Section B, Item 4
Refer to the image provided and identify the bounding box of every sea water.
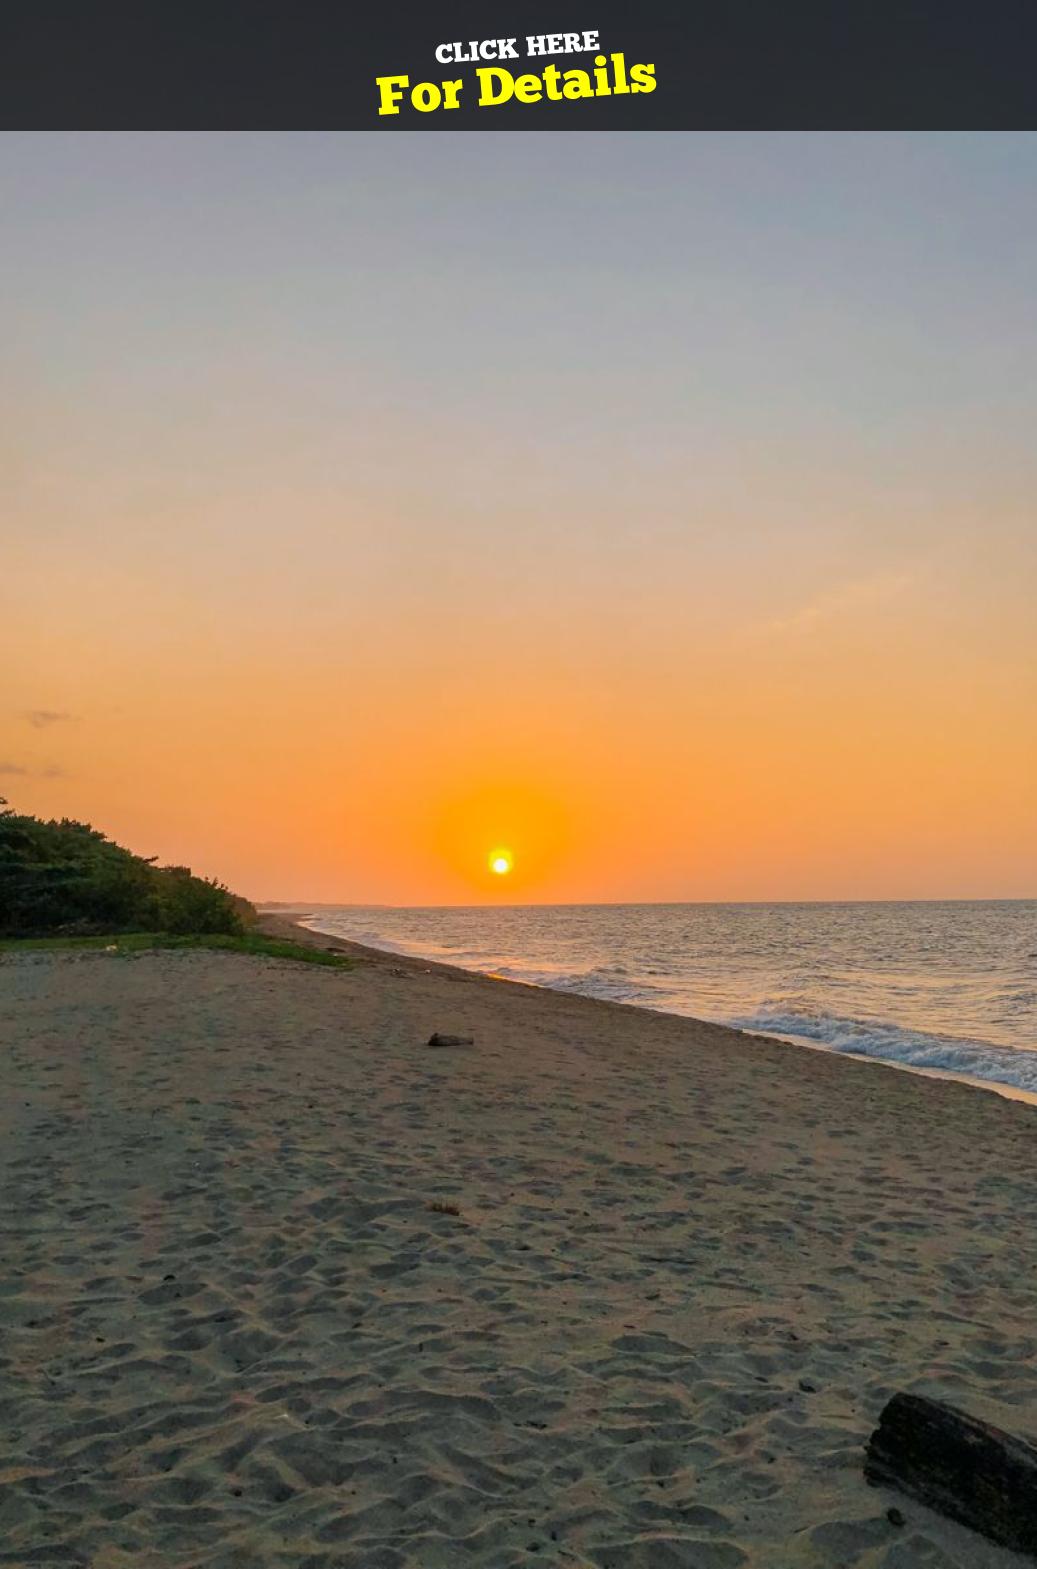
[298,901,1037,1097]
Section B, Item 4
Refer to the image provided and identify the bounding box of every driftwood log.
[865,1392,1037,1556]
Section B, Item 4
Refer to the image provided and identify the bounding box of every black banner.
[2,1,1036,129]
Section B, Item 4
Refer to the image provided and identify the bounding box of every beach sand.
[2,915,1036,1569]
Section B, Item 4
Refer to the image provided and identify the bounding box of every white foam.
[727,1001,1037,1094]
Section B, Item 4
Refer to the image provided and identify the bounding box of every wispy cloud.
[0,760,70,779]
[24,709,76,729]
[756,572,914,639]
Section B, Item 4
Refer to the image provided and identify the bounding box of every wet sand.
[2,915,1036,1568]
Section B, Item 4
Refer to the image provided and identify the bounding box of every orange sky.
[3,133,1036,902]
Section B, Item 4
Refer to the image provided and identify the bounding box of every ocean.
[298,901,1037,1098]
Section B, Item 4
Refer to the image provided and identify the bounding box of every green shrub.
[151,865,245,935]
[0,799,251,939]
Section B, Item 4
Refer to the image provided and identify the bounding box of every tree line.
[0,800,253,938]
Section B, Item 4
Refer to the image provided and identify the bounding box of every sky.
[2,132,1035,903]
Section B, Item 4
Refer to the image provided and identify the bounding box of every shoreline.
[265,910,1037,1110]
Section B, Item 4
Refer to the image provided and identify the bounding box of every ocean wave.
[490,963,666,1005]
[302,921,663,1003]
[728,1000,1037,1094]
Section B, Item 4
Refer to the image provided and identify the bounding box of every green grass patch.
[0,931,352,967]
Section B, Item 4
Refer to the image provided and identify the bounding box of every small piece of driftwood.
[865,1392,1037,1556]
[427,1032,473,1048]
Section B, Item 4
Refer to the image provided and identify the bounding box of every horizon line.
[258,895,1037,910]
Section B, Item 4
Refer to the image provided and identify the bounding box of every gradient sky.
[3,132,1035,903]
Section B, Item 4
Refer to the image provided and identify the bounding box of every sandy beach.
[2,914,1037,1569]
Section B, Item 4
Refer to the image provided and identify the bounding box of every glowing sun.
[489,849,513,876]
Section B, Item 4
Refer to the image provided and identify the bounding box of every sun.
[488,848,513,876]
